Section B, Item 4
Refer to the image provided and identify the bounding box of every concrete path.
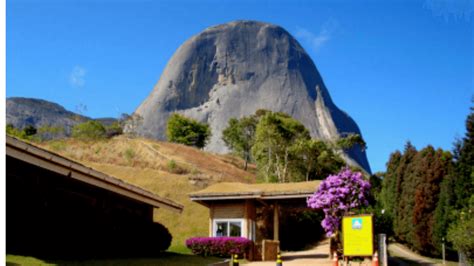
[243,239,335,266]
[243,239,448,266]
[388,243,440,266]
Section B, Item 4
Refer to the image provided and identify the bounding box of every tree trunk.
[265,147,272,183]
[306,161,312,181]
[283,148,289,182]
[244,149,250,171]
[275,153,282,182]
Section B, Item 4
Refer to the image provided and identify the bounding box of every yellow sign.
[342,215,373,256]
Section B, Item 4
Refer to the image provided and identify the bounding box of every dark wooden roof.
[6,136,183,213]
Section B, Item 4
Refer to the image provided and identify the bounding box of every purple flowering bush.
[307,167,371,236]
[185,237,252,257]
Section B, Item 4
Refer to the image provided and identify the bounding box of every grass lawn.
[6,253,222,266]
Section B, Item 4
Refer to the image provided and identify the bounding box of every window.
[213,219,244,237]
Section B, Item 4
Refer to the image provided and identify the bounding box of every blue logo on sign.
[352,218,362,230]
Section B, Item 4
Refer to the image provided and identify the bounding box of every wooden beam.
[244,200,249,239]
[273,202,279,241]
[209,205,214,237]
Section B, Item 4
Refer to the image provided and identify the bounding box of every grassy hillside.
[38,136,256,252]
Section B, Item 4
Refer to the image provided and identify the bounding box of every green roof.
[189,181,320,200]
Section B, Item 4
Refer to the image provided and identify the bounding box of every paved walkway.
[388,243,440,266]
[243,240,449,266]
[243,239,335,266]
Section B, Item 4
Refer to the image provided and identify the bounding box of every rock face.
[6,97,89,132]
[133,20,371,173]
[6,97,117,134]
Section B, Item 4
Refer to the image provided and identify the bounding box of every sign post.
[442,237,445,265]
[378,234,387,266]
[342,215,374,260]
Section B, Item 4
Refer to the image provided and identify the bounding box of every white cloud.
[70,65,87,87]
[424,0,473,22]
[296,18,339,53]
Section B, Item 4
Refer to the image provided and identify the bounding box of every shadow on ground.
[282,253,329,261]
[6,252,221,266]
[389,256,437,266]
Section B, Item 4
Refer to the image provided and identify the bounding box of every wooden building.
[6,136,183,258]
[189,181,320,260]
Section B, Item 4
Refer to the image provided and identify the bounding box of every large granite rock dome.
[133,20,371,173]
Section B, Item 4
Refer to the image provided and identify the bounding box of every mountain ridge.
[6,97,117,133]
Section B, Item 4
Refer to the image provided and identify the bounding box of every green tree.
[369,172,383,204]
[223,110,349,177]
[250,110,354,182]
[105,121,123,138]
[6,124,26,139]
[251,111,310,182]
[23,125,37,136]
[452,105,474,210]
[383,143,452,255]
[72,120,106,140]
[6,124,39,141]
[393,142,418,244]
[433,172,456,255]
[166,113,211,148]
[445,103,474,259]
[336,133,367,151]
[292,138,344,181]
[222,116,258,170]
[412,147,451,254]
[380,103,473,257]
[447,196,474,264]
[381,150,402,219]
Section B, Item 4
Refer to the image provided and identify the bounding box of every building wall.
[207,200,257,241]
[212,202,245,219]
[6,155,171,258]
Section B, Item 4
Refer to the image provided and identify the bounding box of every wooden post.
[209,206,214,237]
[244,200,249,239]
[273,202,279,241]
[442,238,446,265]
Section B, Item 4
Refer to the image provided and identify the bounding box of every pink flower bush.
[307,167,371,236]
[185,237,252,257]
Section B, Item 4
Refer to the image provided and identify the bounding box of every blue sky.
[6,0,473,173]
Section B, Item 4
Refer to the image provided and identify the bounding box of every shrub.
[166,159,189,174]
[72,121,106,140]
[447,197,474,264]
[38,125,66,140]
[105,121,123,138]
[6,124,26,139]
[168,159,177,172]
[6,124,37,141]
[23,125,37,136]
[166,113,211,148]
[185,237,252,257]
[124,148,135,162]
